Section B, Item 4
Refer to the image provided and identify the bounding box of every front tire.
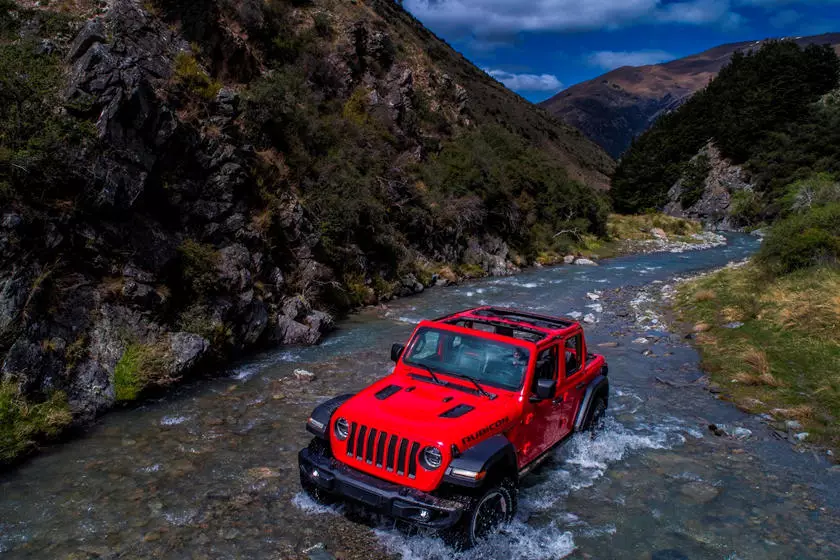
[445,479,516,550]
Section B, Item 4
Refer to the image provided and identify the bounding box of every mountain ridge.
[540,32,840,158]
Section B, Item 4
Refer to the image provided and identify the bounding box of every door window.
[564,335,583,376]
[532,346,558,392]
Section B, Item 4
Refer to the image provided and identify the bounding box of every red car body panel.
[329,307,606,493]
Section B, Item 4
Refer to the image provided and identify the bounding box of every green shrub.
[757,203,840,275]
[0,41,94,201]
[0,380,72,463]
[312,12,332,38]
[171,52,221,100]
[730,189,764,225]
[781,173,840,214]
[113,343,170,402]
[178,239,219,295]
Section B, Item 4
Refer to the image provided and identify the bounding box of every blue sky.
[402,0,840,102]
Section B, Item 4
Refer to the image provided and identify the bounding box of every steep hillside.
[610,40,840,217]
[540,33,840,158]
[0,0,614,463]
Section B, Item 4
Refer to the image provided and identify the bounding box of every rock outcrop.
[664,143,754,230]
[0,0,618,464]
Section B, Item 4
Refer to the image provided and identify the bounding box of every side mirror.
[533,379,557,401]
[391,343,405,363]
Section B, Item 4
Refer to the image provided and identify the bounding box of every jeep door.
[558,332,589,430]
[517,344,564,466]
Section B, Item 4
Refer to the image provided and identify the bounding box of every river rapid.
[2,234,839,560]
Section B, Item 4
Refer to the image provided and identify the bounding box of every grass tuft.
[0,381,72,463]
[675,264,840,455]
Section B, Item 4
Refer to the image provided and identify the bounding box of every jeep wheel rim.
[471,490,508,541]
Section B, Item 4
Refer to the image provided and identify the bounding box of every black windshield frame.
[402,327,531,392]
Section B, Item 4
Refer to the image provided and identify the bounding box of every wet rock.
[708,424,727,436]
[305,543,336,560]
[583,314,597,324]
[598,342,620,348]
[574,258,598,266]
[293,369,316,383]
[633,337,649,345]
[785,420,803,431]
[271,316,321,345]
[794,432,809,442]
[723,321,744,329]
[680,481,721,503]
[731,427,752,440]
[586,292,601,300]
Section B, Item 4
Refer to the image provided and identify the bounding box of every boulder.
[216,244,252,293]
[167,332,209,375]
[574,258,598,266]
[650,227,668,240]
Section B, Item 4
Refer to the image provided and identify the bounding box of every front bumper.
[298,446,465,529]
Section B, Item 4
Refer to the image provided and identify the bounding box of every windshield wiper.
[411,363,444,386]
[441,372,497,400]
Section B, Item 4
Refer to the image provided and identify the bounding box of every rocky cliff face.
[541,34,840,158]
[664,143,753,231]
[0,0,613,461]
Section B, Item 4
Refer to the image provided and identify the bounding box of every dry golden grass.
[753,267,840,342]
[771,405,815,421]
[693,289,717,303]
[743,347,770,376]
[721,306,745,322]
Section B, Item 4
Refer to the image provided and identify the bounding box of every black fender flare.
[306,394,354,439]
[574,374,609,432]
[443,434,517,489]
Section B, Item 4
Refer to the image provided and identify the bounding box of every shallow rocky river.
[2,235,839,559]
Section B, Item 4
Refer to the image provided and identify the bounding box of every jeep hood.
[337,375,520,449]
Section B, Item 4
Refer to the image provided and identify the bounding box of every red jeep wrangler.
[298,307,609,547]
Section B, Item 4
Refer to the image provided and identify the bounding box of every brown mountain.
[540,33,840,158]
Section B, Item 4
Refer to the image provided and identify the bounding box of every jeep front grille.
[345,422,421,479]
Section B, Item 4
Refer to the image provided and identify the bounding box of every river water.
[2,235,839,559]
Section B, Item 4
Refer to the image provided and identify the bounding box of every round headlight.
[421,446,443,470]
[334,417,349,441]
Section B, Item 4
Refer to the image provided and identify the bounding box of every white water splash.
[291,492,342,516]
[374,520,576,560]
[160,415,189,426]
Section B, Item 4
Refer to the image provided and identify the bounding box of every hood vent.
[375,385,403,400]
[440,404,475,418]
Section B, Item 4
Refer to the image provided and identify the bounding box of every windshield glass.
[403,327,531,391]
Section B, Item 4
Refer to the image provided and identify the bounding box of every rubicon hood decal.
[462,417,509,446]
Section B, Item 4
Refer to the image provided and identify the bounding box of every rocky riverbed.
[2,234,839,559]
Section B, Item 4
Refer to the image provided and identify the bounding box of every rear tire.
[584,395,608,432]
[444,478,516,550]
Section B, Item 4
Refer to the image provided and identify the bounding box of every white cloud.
[403,0,744,35]
[587,50,675,70]
[485,69,563,91]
